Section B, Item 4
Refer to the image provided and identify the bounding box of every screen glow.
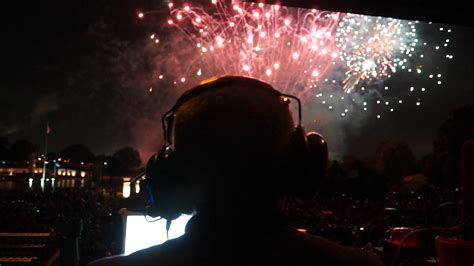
[124,214,193,255]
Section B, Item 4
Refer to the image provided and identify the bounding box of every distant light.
[135,181,141,194]
[104,162,108,166]
[123,181,131,198]
[137,12,144,19]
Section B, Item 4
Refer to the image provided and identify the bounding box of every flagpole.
[41,122,49,180]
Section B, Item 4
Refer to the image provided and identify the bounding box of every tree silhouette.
[60,144,95,163]
[8,139,36,162]
[431,102,474,186]
[375,140,417,183]
[0,137,9,161]
[108,147,141,176]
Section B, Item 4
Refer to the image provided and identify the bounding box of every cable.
[390,228,429,266]
[144,213,163,223]
[390,221,471,266]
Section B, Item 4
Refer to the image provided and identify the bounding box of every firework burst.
[139,0,453,119]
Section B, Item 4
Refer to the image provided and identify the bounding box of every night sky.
[1,0,474,161]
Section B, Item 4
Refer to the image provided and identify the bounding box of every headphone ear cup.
[281,127,328,199]
[306,132,328,184]
[282,126,313,198]
[145,145,182,220]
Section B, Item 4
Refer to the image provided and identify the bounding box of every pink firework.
[161,1,341,98]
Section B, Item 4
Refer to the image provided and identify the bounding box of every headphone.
[145,76,328,220]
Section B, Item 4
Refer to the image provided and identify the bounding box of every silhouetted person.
[90,76,383,265]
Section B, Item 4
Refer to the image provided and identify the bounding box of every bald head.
[173,77,294,171]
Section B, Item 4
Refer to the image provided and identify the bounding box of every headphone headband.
[145,76,328,219]
[162,76,303,145]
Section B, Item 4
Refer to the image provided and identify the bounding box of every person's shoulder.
[284,231,383,266]
[88,236,189,266]
[309,235,383,266]
[87,254,129,266]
